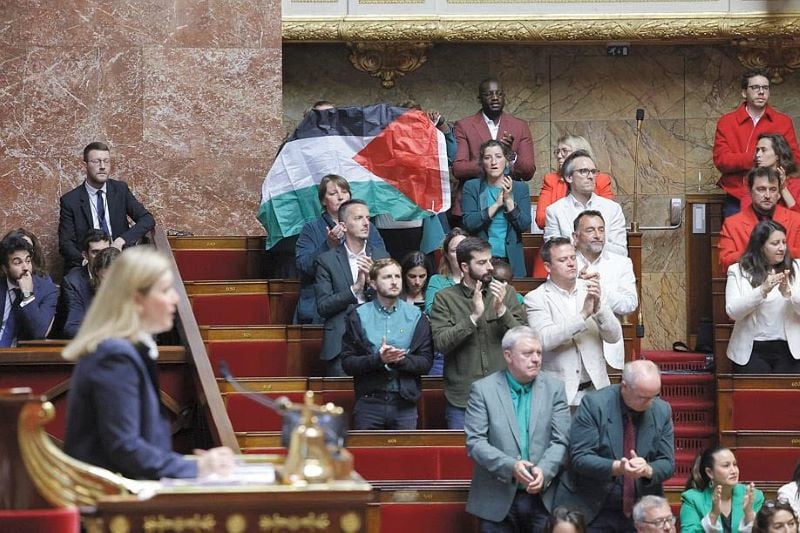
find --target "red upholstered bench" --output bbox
[350,446,472,481]
[379,503,476,533]
[206,341,289,378]
[0,507,80,533]
[191,294,271,326]
[173,250,249,281]
[224,392,306,432]
[735,448,800,481]
[731,391,800,431]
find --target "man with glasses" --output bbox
[714,67,800,217]
[544,150,628,257]
[633,495,676,532]
[453,78,536,183]
[59,142,155,270]
[555,360,675,532]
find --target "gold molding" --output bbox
[347,41,432,88]
[283,14,800,43]
[735,37,800,84]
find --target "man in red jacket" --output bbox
[719,167,800,273]
[714,68,800,217]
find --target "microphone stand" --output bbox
[632,109,645,341]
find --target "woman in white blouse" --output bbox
[726,219,800,373]
[778,462,800,519]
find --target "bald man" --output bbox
[554,360,675,532]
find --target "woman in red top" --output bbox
[532,135,615,277]
[534,134,615,230]
[750,133,800,212]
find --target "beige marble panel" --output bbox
[551,119,685,196]
[550,52,685,121]
[617,194,685,274]
[685,118,721,193]
[641,272,687,350]
[142,47,282,158]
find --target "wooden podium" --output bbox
[2,388,374,532]
[86,482,373,533]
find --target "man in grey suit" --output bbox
[315,199,389,377]
[465,326,570,531]
[554,360,675,533]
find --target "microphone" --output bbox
[218,361,347,449]
[631,109,645,339]
[218,361,292,412]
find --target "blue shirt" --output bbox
[356,299,422,392]
[485,185,508,258]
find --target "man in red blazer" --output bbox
[453,78,536,183]
[719,167,800,273]
[713,67,800,216]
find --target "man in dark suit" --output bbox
[315,199,389,377]
[58,141,155,270]
[554,360,675,532]
[453,78,536,183]
[465,326,570,530]
[0,234,58,346]
[55,229,110,338]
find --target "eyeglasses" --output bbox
[87,159,110,166]
[764,497,792,509]
[640,515,676,528]
[553,148,572,156]
[748,84,770,92]
[573,168,600,178]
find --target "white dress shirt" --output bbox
[84,181,111,233]
[544,194,628,257]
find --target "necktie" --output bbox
[96,190,110,235]
[622,412,636,517]
[0,289,20,348]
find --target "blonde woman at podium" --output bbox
[62,247,234,480]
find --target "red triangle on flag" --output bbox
[353,109,445,212]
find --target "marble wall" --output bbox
[283,43,800,348]
[0,1,283,273]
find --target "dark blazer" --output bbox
[314,242,389,361]
[453,111,536,182]
[294,213,386,324]
[64,338,197,480]
[340,302,433,403]
[58,179,155,269]
[554,384,675,524]
[0,274,58,342]
[465,371,570,522]
[57,267,93,339]
[461,177,532,277]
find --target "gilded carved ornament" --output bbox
[283,14,800,43]
[735,38,800,84]
[347,42,432,88]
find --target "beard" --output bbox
[468,267,493,285]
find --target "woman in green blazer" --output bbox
[680,446,764,532]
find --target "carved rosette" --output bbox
[735,38,800,84]
[347,42,433,88]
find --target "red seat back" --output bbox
[191,295,271,326]
[732,391,800,430]
[0,507,80,533]
[173,250,249,281]
[224,392,306,432]
[379,503,476,533]
[206,341,289,378]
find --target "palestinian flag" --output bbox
[257,103,450,249]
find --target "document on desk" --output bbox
[159,462,277,490]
